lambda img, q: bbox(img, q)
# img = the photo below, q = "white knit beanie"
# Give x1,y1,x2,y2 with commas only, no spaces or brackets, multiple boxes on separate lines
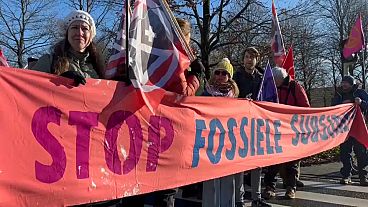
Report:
65,10,96,39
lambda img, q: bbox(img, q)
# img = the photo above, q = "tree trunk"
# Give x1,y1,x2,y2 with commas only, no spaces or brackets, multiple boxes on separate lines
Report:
201,0,211,79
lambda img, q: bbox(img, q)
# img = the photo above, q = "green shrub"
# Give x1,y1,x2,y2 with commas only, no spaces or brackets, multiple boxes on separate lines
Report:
301,147,340,167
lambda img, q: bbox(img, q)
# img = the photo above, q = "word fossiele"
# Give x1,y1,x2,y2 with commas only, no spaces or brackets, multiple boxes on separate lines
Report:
191,110,352,168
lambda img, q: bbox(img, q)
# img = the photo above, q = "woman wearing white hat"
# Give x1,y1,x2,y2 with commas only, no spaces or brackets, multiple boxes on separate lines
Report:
31,10,105,85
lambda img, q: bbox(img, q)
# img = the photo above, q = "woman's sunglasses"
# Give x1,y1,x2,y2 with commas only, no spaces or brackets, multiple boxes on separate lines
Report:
214,70,228,76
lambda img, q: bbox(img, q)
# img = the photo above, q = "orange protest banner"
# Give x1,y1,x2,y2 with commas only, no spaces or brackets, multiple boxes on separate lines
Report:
0,66,367,206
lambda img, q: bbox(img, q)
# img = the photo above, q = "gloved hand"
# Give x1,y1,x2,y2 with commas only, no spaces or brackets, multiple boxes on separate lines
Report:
355,97,362,105
189,58,205,79
60,71,86,86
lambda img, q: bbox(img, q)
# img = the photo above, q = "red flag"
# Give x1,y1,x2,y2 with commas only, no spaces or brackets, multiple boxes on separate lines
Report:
0,49,9,67
271,0,286,66
343,14,365,59
282,46,295,80
105,1,131,79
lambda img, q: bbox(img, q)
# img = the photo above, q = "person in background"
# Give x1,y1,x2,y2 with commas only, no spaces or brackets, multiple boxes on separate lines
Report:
331,75,368,186
31,10,105,85
27,57,38,69
201,57,238,207
263,67,310,200
233,47,271,207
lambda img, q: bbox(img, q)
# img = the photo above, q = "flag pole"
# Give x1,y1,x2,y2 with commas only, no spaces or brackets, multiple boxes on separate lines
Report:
360,13,366,90
363,47,366,89
125,0,130,82
161,0,195,61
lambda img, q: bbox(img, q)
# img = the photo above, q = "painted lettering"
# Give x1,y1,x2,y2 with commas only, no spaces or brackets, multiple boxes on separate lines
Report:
69,111,99,179
32,106,66,183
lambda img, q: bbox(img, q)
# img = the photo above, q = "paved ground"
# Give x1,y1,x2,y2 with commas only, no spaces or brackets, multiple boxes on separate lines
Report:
76,162,368,207
174,162,368,207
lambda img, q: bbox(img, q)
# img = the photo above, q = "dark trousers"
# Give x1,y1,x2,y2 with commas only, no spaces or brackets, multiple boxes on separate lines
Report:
181,183,202,199
121,195,145,206
118,189,176,207
340,137,368,179
144,189,177,207
264,161,298,190
280,161,301,181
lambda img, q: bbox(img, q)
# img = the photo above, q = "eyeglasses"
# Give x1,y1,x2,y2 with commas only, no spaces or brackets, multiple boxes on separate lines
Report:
214,70,228,76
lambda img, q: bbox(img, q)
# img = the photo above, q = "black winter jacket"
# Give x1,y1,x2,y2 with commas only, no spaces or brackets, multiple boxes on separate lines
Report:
233,67,263,99
331,85,368,114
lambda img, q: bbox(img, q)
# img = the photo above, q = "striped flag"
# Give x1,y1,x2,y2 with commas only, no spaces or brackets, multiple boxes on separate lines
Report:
271,0,286,67
0,49,9,67
105,1,131,80
343,14,365,59
128,0,191,92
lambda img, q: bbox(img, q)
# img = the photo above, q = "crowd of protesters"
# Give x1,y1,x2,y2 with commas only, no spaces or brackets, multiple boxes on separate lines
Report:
0,8,366,207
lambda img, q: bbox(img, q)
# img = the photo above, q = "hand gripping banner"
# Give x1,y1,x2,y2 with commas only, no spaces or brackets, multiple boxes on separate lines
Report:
0,67,367,206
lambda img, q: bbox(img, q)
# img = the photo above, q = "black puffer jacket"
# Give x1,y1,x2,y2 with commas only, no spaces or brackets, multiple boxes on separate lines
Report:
233,67,263,99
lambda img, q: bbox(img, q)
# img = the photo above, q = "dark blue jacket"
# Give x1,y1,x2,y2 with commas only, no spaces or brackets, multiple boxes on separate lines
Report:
332,85,368,114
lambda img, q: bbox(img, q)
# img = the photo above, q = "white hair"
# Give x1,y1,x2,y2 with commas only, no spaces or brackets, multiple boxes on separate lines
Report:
272,67,288,81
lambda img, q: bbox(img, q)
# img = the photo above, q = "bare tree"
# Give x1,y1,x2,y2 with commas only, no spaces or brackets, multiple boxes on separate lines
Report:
317,0,368,85
0,0,56,68
213,0,270,68
276,1,329,98
168,0,265,76
170,0,318,76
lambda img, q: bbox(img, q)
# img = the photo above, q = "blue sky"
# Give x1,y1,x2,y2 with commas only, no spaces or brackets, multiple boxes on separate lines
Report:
262,0,299,8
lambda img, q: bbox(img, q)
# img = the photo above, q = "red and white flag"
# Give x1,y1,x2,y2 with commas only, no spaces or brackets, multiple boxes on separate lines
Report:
128,0,191,92
282,46,295,80
105,1,131,80
0,49,9,67
271,0,286,67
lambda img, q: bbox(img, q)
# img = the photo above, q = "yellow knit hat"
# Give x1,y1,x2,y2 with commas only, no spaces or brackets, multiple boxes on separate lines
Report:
214,58,234,78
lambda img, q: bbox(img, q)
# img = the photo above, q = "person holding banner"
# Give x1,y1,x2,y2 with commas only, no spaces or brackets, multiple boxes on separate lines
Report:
0,48,10,67
201,57,238,207
166,18,205,96
30,10,105,85
28,10,109,207
234,47,271,207
178,17,206,201
263,67,310,200
144,18,205,207
202,58,239,97
332,75,368,186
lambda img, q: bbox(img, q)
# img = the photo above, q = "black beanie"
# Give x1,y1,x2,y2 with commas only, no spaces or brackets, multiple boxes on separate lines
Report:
342,75,355,86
